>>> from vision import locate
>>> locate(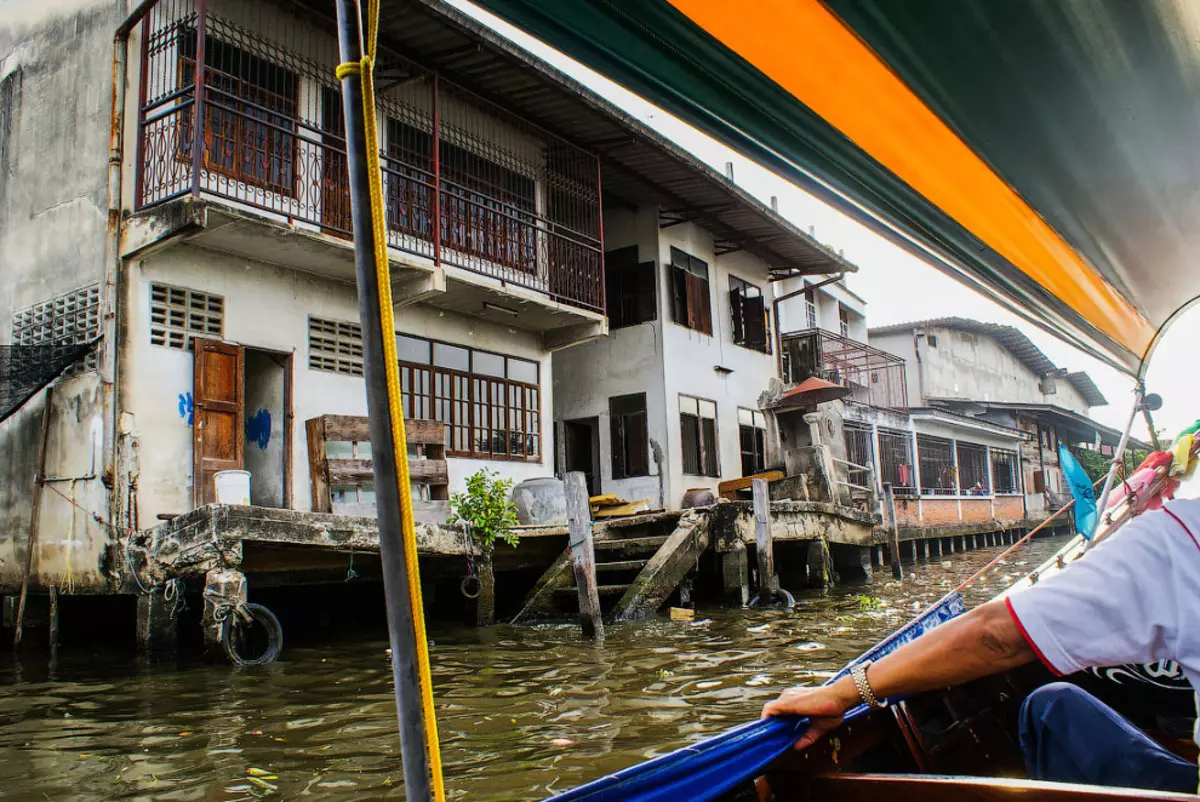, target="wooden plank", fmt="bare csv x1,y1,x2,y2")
403,418,446,446
718,470,785,499
884,482,903,581
753,478,779,597
801,773,1195,802
327,458,376,485
408,459,448,484
592,498,652,518
565,471,604,639
305,417,330,512
318,414,371,442
193,339,244,506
